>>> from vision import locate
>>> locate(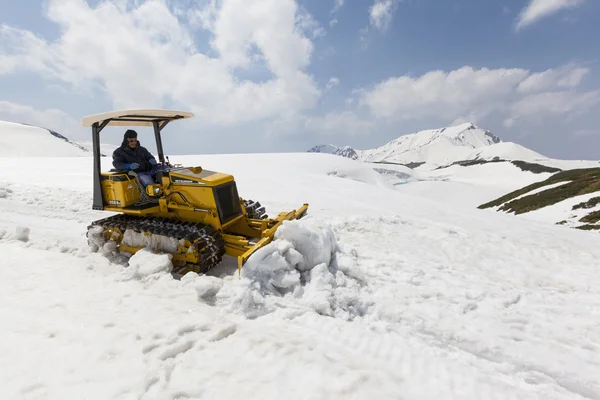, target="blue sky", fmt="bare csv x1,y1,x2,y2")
1,0,599,159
